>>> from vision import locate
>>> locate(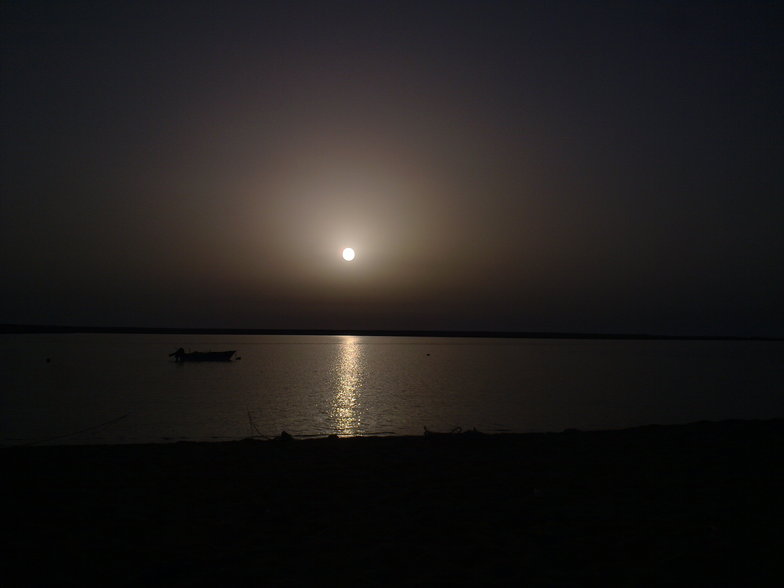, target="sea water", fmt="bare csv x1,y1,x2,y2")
1,334,782,444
